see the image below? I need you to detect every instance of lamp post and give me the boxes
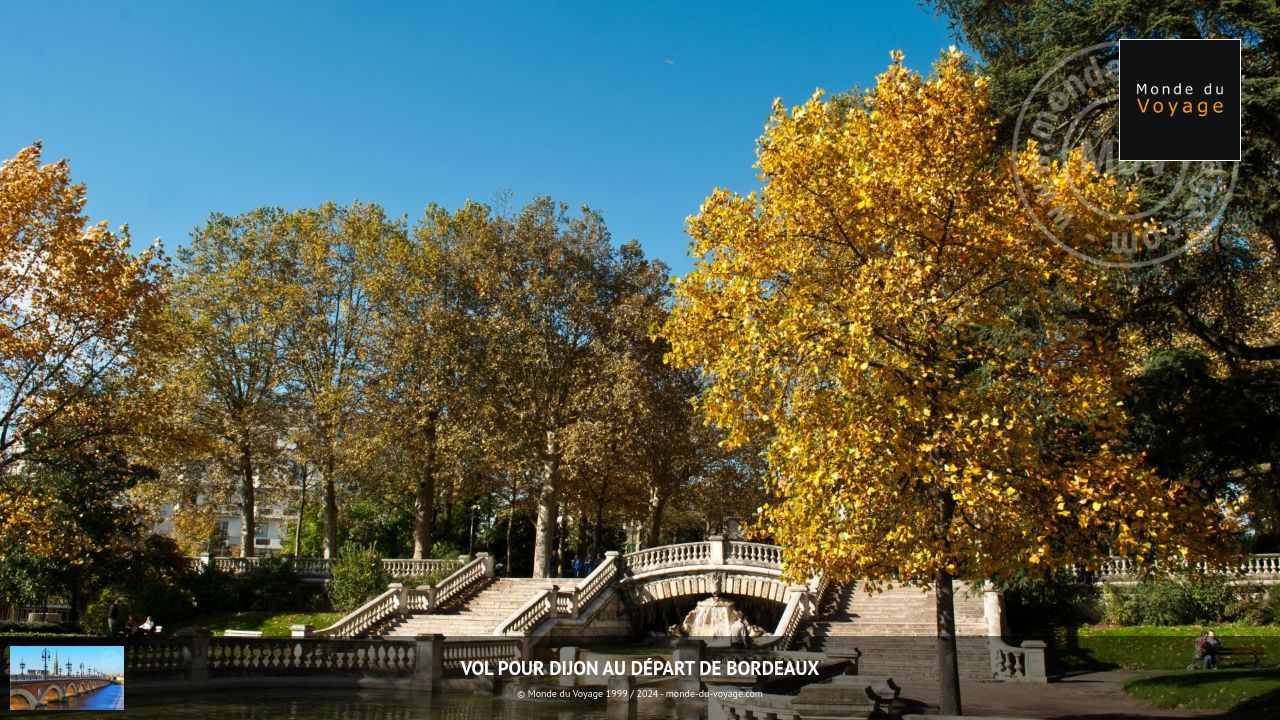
[80,663,84,676]
[19,661,25,675]
[66,661,72,676]
[41,648,49,675]
[468,503,481,558]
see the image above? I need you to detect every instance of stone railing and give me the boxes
[189,556,463,581]
[1084,554,1280,585]
[382,558,464,579]
[755,579,822,650]
[208,636,415,676]
[313,554,493,638]
[557,552,620,618]
[624,541,711,573]
[496,587,556,636]
[623,538,785,576]
[431,554,494,610]
[441,638,523,674]
[315,585,406,639]
[728,542,784,568]
[123,636,189,678]
[122,632,514,692]
[989,638,1048,682]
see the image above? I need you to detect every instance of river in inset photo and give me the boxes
[50,683,126,711]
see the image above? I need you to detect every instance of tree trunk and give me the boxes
[643,487,667,549]
[322,457,338,560]
[935,568,963,716]
[506,494,515,576]
[412,420,439,560]
[68,566,80,625]
[240,446,256,558]
[293,465,307,557]
[591,488,607,558]
[413,475,436,560]
[532,429,560,579]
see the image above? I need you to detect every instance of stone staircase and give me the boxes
[378,578,575,638]
[794,582,993,681]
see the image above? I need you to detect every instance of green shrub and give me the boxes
[1103,576,1234,626]
[430,541,462,560]
[997,569,1100,633]
[0,620,80,634]
[188,564,242,614]
[1103,585,1141,625]
[241,556,301,611]
[328,544,388,614]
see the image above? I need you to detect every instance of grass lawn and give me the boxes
[182,611,342,637]
[1124,667,1280,711]
[1053,624,1280,673]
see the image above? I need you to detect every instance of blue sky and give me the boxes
[9,645,124,675]
[0,1,956,276]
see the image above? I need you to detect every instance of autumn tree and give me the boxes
[932,0,1280,547]
[170,208,299,557]
[360,202,492,559]
[663,52,1234,714]
[468,199,665,577]
[0,143,169,560]
[282,202,394,559]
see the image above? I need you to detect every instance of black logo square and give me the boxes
[1119,38,1241,161]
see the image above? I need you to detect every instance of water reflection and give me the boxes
[119,690,701,720]
[50,684,124,711]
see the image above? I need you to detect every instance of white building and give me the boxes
[151,502,290,556]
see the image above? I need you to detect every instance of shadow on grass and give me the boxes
[1127,668,1280,691]
[1122,668,1280,719]
[1224,685,1280,719]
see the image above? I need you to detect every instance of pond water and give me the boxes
[114,689,704,720]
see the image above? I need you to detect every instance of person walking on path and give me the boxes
[107,598,121,637]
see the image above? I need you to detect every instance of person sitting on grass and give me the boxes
[124,615,137,637]
[139,615,157,636]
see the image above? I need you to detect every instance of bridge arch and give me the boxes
[10,688,39,711]
[41,684,64,704]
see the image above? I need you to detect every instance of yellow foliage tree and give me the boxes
[0,143,169,560]
[663,52,1235,713]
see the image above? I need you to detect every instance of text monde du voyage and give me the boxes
[1133,82,1229,117]
[459,658,822,678]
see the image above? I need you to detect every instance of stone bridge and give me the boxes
[307,537,819,654]
[9,675,115,710]
[619,539,802,606]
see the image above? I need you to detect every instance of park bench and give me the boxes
[1218,646,1265,666]
[223,629,262,637]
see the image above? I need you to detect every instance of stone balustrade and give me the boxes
[315,585,407,639]
[623,541,711,573]
[989,639,1048,682]
[122,632,502,692]
[208,637,415,675]
[432,554,494,609]
[1083,554,1280,585]
[188,556,462,581]
[441,639,523,673]
[311,554,493,639]
[496,588,556,636]
[622,538,785,576]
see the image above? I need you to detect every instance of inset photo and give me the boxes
[8,645,124,712]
